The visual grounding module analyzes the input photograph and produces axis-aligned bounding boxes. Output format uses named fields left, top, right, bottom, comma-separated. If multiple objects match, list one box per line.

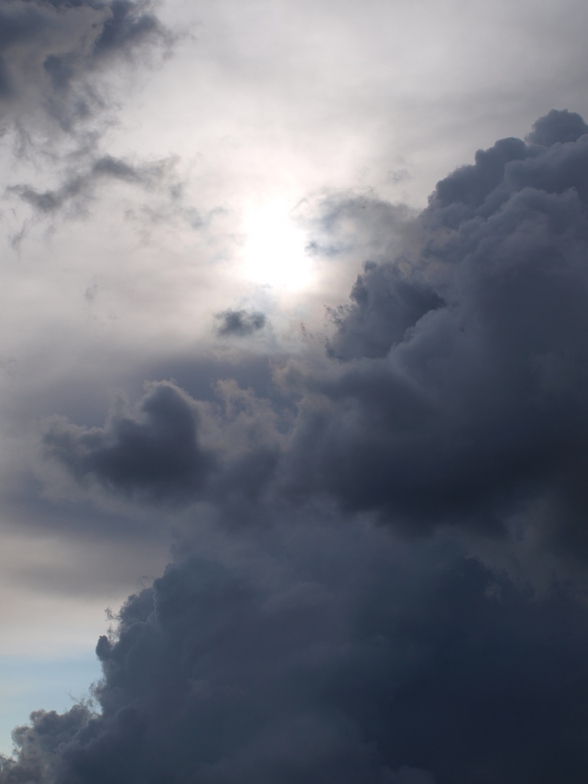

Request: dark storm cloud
left=43, top=381, right=217, bottom=503
left=2, top=526, right=588, bottom=784
left=526, top=108, right=588, bottom=147
left=326, top=261, right=444, bottom=360
left=9, top=154, right=175, bottom=215
left=37, top=110, right=588, bottom=555
left=286, top=110, right=588, bottom=553
left=9, top=111, right=588, bottom=784
left=215, top=309, right=267, bottom=337
left=41, top=378, right=282, bottom=513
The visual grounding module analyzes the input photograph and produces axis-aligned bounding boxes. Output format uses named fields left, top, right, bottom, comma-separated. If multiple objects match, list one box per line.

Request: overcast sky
left=1, top=1, right=588, bottom=781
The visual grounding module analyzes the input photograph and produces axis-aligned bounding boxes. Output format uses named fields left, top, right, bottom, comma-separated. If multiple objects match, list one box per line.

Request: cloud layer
left=44, top=382, right=216, bottom=503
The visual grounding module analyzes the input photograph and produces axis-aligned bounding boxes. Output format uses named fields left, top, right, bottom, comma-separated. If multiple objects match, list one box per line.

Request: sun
left=241, top=200, right=313, bottom=291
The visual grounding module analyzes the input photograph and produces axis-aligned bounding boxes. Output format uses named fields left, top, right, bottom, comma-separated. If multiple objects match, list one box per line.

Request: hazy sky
left=1, top=1, right=588, bottom=781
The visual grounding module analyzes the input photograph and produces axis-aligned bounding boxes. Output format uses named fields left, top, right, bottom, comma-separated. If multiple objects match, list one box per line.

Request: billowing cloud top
left=41, top=109, right=588, bottom=553
left=291, top=110, right=588, bottom=550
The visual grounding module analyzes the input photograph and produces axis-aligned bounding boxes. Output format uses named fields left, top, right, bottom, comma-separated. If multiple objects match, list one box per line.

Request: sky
left=1, top=0, right=588, bottom=782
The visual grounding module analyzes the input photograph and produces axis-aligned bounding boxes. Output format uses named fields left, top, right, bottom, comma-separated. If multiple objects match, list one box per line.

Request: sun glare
left=241, top=201, right=313, bottom=291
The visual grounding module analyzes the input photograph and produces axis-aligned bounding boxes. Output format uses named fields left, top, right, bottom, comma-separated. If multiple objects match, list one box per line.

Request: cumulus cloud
left=37, top=110, right=588, bottom=554
left=286, top=109, right=588, bottom=554
left=2, top=524, right=588, bottom=784
left=39, top=109, right=588, bottom=552
left=43, top=381, right=217, bottom=503
left=526, top=108, right=588, bottom=147
left=42, top=379, right=282, bottom=515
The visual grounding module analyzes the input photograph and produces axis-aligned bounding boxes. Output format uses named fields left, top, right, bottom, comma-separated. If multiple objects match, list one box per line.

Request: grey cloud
left=3, top=703, right=91, bottom=784
left=0, top=0, right=171, bottom=131
left=10, top=110, right=588, bottom=784
left=36, top=110, right=588, bottom=555
left=9, top=154, right=173, bottom=216
left=0, top=6, right=44, bottom=98
left=43, top=381, right=217, bottom=503
left=0, top=0, right=174, bottom=244
left=91, top=0, right=165, bottom=59
left=215, top=309, right=267, bottom=337
left=92, top=156, right=144, bottom=182
left=527, top=108, right=588, bottom=147
left=0, top=0, right=171, bottom=96
left=327, top=261, right=444, bottom=360
left=2, top=526, right=588, bottom=783
left=303, top=194, right=413, bottom=261
left=41, top=378, right=282, bottom=514
left=285, top=110, right=588, bottom=553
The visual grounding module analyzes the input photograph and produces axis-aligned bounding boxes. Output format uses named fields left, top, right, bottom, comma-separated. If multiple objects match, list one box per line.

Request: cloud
left=527, top=108, right=588, bottom=147
left=7, top=110, right=588, bottom=783
left=8, top=154, right=176, bottom=217
left=31, top=109, right=588, bottom=554
left=303, top=194, right=413, bottom=262
left=215, top=310, right=267, bottom=337
left=36, top=110, right=588, bottom=556
left=285, top=110, right=588, bottom=554
left=2, top=524, right=588, bottom=783
left=0, top=0, right=178, bottom=248
left=0, top=0, right=171, bottom=132
left=43, top=381, right=217, bottom=503
left=326, top=261, right=444, bottom=360
left=41, top=378, right=282, bottom=515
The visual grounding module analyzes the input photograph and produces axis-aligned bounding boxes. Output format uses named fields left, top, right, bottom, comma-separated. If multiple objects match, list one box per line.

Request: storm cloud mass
left=2, top=0, right=588, bottom=779
left=4, top=539, right=588, bottom=784
left=2, top=108, right=588, bottom=783
left=290, top=110, right=588, bottom=552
